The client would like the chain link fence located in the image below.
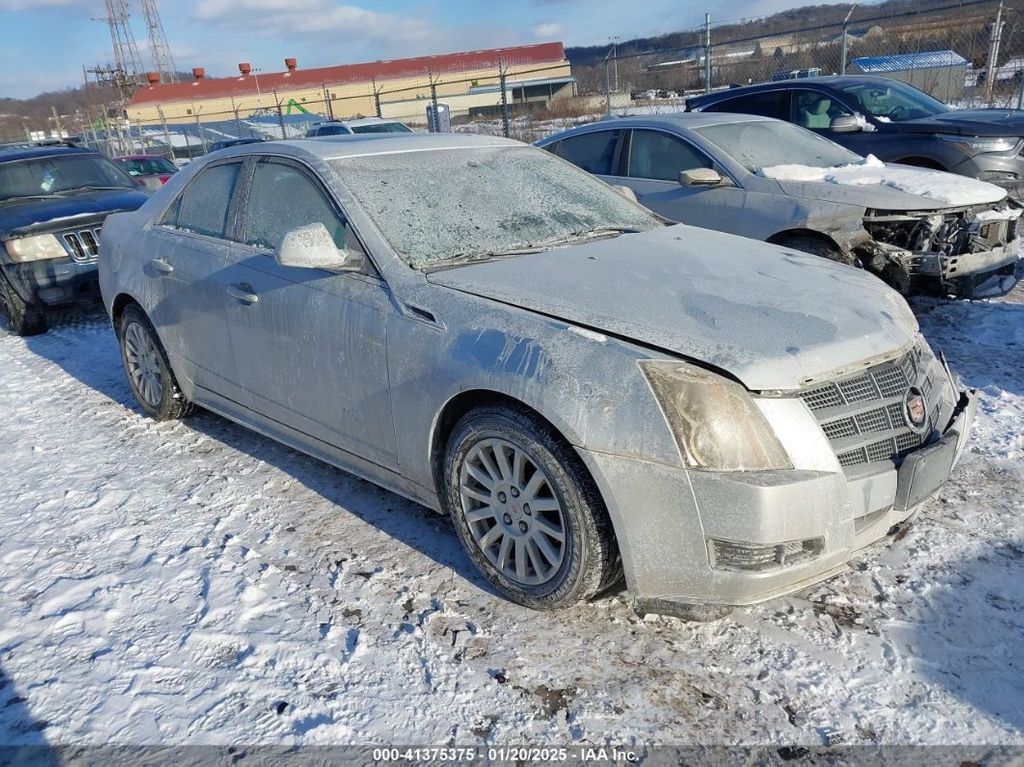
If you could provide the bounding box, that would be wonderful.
[67,0,1024,157]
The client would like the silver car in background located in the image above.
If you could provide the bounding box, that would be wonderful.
[538,114,1024,299]
[99,133,975,618]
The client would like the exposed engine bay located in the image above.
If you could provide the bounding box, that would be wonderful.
[859,201,1024,298]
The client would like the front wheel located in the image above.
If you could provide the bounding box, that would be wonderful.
[117,304,193,421]
[444,404,621,609]
[0,274,47,336]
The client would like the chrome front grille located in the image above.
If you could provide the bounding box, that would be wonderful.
[61,227,103,264]
[799,345,943,472]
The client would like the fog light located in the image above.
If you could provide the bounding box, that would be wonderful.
[707,537,824,572]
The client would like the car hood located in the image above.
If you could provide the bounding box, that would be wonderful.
[761,157,1006,208]
[897,109,1024,135]
[0,188,149,235]
[426,226,918,391]
[773,177,960,211]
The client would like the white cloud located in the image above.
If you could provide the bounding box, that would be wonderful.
[533,22,563,38]
[193,0,437,50]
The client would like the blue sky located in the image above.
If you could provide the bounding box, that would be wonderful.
[0,0,850,99]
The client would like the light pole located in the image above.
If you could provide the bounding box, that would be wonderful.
[608,36,620,92]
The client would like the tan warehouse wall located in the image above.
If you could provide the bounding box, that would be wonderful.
[127,60,572,125]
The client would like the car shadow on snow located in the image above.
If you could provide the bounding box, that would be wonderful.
[911,541,1024,733]
[181,410,508,600]
[0,664,57,759]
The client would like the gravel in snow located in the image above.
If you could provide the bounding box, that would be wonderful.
[1,287,1022,746]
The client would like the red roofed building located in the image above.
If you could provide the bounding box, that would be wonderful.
[127,42,574,125]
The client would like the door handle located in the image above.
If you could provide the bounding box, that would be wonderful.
[150,257,174,274]
[226,283,259,305]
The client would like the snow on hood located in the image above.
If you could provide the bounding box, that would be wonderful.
[427,225,919,392]
[758,155,1006,207]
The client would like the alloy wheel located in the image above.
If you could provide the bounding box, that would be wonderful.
[124,321,165,408]
[458,437,566,586]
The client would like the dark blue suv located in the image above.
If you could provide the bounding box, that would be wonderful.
[0,145,148,334]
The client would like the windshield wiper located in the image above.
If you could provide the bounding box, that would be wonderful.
[425,227,645,272]
[424,245,547,272]
[69,185,133,192]
[0,194,67,205]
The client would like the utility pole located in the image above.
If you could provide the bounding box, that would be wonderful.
[840,3,857,74]
[429,70,440,131]
[608,36,620,92]
[604,47,613,116]
[704,13,713,93]
[499,60,510,138]
[50,106,64,138]
[987,1,1005,105]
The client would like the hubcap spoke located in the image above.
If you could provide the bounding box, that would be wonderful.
[460,436,567,587]
[124,322,164,407]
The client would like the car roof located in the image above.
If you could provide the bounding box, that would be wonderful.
[115,154,169,160]
[315,117,405,128]
[0,145,95,163]
[221,131,520,161]
[688,75,898,106]
[556,112,774,132]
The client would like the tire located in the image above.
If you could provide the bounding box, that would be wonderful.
[0,274,47,336]
[443,404,621,610]
[777,235,858,267]
[117,303,193,421]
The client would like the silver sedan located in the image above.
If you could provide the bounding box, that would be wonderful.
[99,133,975,617]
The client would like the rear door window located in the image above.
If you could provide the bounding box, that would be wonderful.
[554,130,622,175]
[163,162,241,238]
[704,90,791,120]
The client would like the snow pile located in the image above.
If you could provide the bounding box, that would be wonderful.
[1,292,1023,746]
[759,154,1006,206]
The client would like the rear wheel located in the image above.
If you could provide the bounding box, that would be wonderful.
[0,274,47,336]
[117,303,193,421]
[444,404,621,609]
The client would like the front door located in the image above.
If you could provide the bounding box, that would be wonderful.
[222,158,398,470]
[608,128,751,236]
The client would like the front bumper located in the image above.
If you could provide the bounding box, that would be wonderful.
[904,237,1023,298]
[577,388,977,614]
[951,153,1024,200]
[0,258,101,308]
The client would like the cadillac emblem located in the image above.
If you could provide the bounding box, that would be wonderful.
[903,386,929,434]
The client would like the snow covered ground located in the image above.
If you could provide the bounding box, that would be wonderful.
[1,285,1022,747]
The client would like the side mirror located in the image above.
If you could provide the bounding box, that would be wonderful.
[829,115,862,133]
[276,223,365,273]
[612,184,639,203]
[679,168,730,187]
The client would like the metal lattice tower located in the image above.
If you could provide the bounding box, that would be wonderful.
[141,0,177,83]
[104,0,146,84]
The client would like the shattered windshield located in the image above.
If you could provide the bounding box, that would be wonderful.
[695,120,864,173]
[329,144,661,269]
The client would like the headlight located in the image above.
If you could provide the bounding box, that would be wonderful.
[936,134,1020,154]
[640,360,792,471]
[6,234,67,263]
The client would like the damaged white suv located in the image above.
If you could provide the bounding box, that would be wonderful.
[539,114,1023,299]
[100,134,976,618]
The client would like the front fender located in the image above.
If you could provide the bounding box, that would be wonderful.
[386,287,683,494]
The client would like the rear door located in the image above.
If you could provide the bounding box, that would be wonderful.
[142,160,245,401]
[221,157,398,469]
